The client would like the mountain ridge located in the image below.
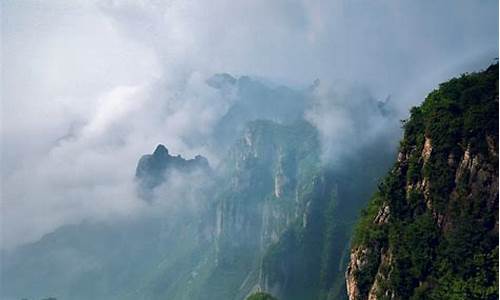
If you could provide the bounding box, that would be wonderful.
[346,64,499,300]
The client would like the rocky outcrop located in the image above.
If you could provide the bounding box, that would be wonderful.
[421,137,432,163]
[208,120,322,300]
[346,199,392,300]
[346,64,499,300]
[346,248,368,300]
[135,144,210,201]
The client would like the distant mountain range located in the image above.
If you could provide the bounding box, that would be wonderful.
[2,65,497,300]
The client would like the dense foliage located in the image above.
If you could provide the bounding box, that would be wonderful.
[261,133,396,300]
[351,64,499,299]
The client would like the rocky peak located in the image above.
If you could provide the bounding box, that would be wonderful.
[346,64,498,300]
[421,137,432,163]
[153,144,169,157]
[135,144,210,200]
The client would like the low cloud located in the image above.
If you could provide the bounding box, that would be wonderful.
[1,73,232,248]
[1,0,497,249]
[305,82,400,164]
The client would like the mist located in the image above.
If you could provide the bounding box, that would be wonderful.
[1,0,498,250]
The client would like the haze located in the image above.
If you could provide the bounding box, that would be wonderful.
[1,0,498,249]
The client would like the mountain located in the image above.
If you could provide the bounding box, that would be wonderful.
[1,118,394,300]
[1,75,397,300]
[1,150,213,300]
[136,144,210,183]
[135,144,210,201]
[259,127,395,300]
[208,73,308,149]
[346,64,499,299]
[3,65,498,300]
[0,214,210,300]
[203,119,322,299]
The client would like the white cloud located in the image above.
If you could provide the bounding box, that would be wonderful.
[1,0,498,248]
[1,71,232,248]
[305,82,399,164]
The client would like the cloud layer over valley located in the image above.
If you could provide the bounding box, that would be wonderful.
[1,0,498,249]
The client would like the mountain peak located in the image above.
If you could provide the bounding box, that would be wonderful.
[153,144,169,156]
[135,145,211,202]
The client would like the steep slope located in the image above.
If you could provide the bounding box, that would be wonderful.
[1,74,398,300]
[201,119,322,300]
[0,120,322,300]
[0,215,209,300]
[259,135,396,300]
[1,147,214,300]
[346,64,499,300]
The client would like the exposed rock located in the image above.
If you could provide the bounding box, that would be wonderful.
[346,248,366,300]
[367,250,393,300]
[274,153,287,198]
[421,137,432,163]
[135,144,210,201]
[373,205,390,225]
[346,64,499,300]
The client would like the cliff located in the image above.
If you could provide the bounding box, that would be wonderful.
[201,119,322,300]
[346,64,499,300]
[193,116,394,300]
[135,144,210,201]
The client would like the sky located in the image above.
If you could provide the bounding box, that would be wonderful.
[1,0,498,249]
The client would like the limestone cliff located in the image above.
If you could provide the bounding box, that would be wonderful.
[347,64,499,300]
[209,119,321,300]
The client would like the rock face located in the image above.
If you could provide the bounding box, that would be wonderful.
[1,73,399,300]
[346,64,499,300]
[208,119,322,300]
[135,144,210,201]
[207,115,396,300]
[136,144,210,183]
[257,134,397,300]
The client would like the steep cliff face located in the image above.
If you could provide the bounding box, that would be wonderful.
[201,115,395,300]
[204,119,322,300]
[259,138,396,300]
[218,119,320,244]
[347,64,499,300]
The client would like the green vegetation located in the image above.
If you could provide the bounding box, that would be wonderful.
[351,64,499,299]
[261,129,396,300]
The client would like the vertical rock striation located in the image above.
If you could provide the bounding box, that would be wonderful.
[347,64,499,300]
